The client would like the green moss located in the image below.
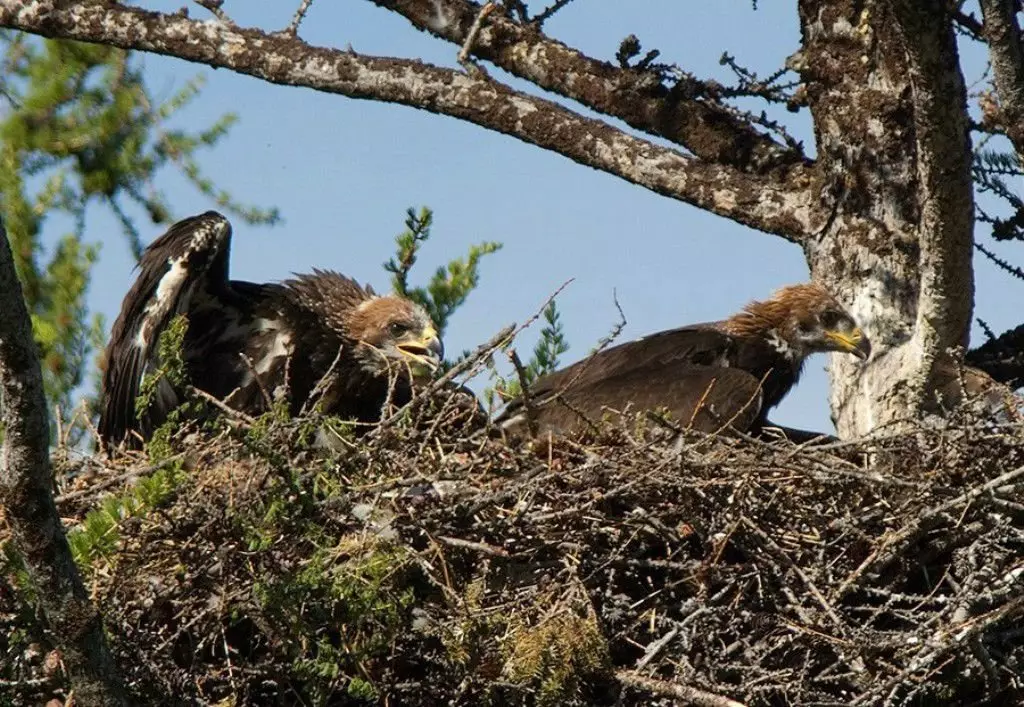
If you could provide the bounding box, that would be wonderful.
[502,611,610,706]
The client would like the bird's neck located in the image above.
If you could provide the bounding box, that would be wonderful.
[722,313,805,362]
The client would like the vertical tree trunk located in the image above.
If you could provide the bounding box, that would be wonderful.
[798,0,975,436]
[0,218,129,705]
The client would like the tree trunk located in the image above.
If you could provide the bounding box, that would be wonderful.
[798,0,975,436]
[0,218,129,705]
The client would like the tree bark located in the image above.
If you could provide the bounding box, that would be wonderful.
[0,217,128,705]
[796,0,974,435]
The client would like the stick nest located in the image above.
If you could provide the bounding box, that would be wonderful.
[3,404,1024,706]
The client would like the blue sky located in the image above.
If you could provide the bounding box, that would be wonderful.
[62,1,1021,431]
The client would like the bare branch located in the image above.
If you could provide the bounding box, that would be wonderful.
[456,1,496,70]
[532,0,577,27]
[369,0,806,171]
[979,0,1024,158]
[0,0,814,240]
[0,217,129,704]
[617,670,747,707]
[194,0,235,27]
[284,0,315,36]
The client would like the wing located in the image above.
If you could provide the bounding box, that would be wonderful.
[499,322,735,422]
[502,364,764,437]
[98,211,233,448]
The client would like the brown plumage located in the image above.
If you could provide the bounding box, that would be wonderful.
[498,283,871,437]
[98,211,444,449]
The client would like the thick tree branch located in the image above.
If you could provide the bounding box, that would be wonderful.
[893,1,975,405]
[0,0,814,241]
[370,0,805,172]
[0,217,128,704]
[979,0,1024,159]
[968,323,1024,388]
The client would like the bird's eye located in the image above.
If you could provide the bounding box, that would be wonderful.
[820,310,841,329]
[388,322,411,337]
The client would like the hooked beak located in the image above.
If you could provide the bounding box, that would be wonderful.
[826,327,871,361]
[396,326,444,373]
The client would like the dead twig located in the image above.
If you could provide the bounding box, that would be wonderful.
[457,2,497,69]
[284,0,314,36]
[436,535,509,557]
[617,670,748,707]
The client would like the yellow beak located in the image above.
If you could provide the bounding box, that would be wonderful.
[826,327,871,360]
[396,326,444,372]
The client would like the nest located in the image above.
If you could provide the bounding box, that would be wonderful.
[2,402,1023,706]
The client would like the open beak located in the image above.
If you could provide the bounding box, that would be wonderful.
[396,327,444,373]
[826,327,871,361]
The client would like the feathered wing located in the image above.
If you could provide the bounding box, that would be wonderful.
[502,362,764,436]
[499,323,737,427]
[99,211,233,448]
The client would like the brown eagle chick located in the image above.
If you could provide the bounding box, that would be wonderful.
[99,211,444,450]
[499,283,870,438]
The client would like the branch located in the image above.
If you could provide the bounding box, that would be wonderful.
[979,0,1024,159]
[370,0,805,171]
[967,322,1024,388]
[0,0,814,241]
[617,670,747,707]
[0,217,129,704]
[892,1,976,406]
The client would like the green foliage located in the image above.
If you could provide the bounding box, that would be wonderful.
[488,300,571,406]
[66,460,185,572]
[0,33,275,434]
[385,206,501,338]
[135,314,190,418]
[971,142,1024,285]
[255,532,416,703]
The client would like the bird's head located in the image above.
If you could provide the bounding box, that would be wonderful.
[346,296,444,377]
[727,283,871,362]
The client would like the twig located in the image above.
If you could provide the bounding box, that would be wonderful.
[532,0,577,27]
[507,349,539,437]
[193,0,235,26]
[742,517,848,633]
[55,454,186,503]
[301,346,344,416]
[189,386,257,427]
[833,463,1024,600]
[634,626,679,669]
[239,353,273,410]
[457,2,497,69]
[617,670,747,707]
[285,0,314,36]
[437,535,509,557]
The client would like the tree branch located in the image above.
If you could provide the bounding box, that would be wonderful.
[968,323,1024,388]
[979,0,1024,159]
[0,217,128,704]
[370,0,805,171]
[893,1,976,405]
[0,0,814,241]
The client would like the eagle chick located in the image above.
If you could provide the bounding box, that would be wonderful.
[499,283,870,438]
[99,211,444,449]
